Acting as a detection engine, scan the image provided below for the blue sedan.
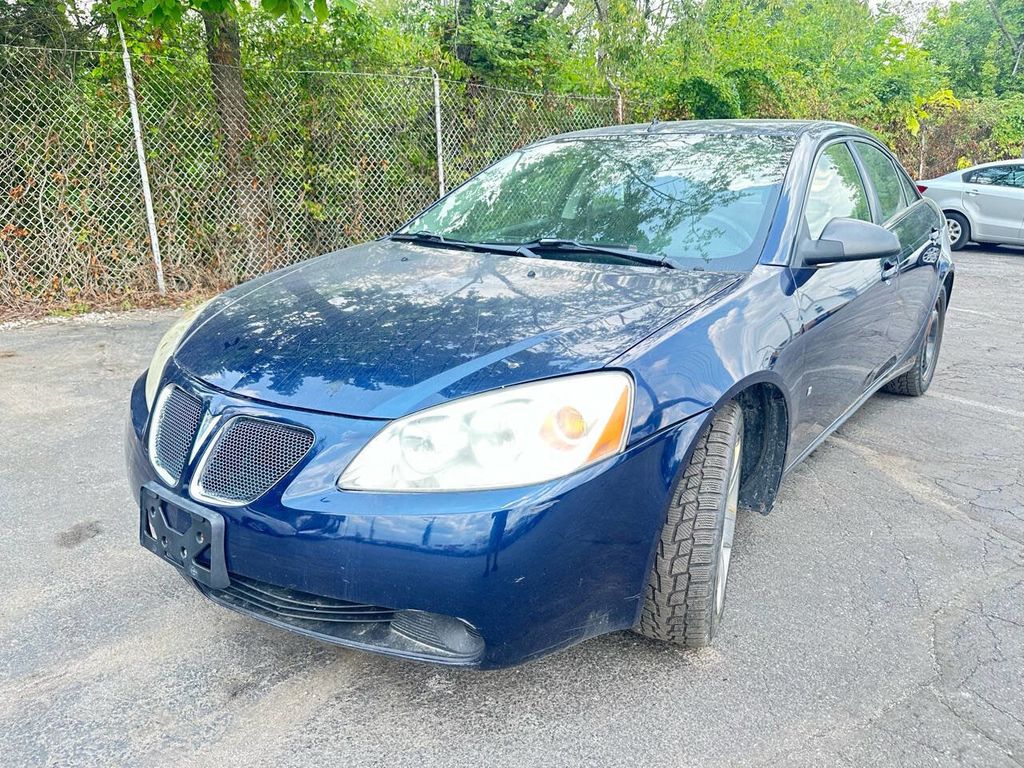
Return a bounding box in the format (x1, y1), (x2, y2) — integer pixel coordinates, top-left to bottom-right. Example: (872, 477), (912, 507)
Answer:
(126, 120), (954, 668)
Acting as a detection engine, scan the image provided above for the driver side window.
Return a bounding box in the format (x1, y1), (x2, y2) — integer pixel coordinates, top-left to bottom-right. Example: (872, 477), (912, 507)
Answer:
(805, 144), (871, 239)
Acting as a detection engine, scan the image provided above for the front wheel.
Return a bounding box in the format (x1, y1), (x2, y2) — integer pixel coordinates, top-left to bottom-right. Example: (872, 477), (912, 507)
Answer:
(884, 288), (946, 397)
(636, 401), (744, 648)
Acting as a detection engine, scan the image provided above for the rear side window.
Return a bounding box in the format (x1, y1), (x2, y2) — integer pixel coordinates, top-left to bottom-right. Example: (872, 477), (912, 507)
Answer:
(1006, 168), (1024, 188)
(805, 144), (871, 239)
(897, 170), (920, 206)
(964, 165), (1024, 187)
(854, 142), (906, 221)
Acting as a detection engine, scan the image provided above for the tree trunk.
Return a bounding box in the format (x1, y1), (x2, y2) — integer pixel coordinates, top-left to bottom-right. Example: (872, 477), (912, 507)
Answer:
(918, 127), (926, 180)
(452, 0), (474, 67)
(547, 0), (569, 18)
(202, 10), (266, 280)
(1012, 40), (1024, 77)
(985, 0), (1024, 81)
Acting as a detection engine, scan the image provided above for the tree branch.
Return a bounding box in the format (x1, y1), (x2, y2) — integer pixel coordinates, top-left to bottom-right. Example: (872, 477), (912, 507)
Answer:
(985, 0), (1019, 51)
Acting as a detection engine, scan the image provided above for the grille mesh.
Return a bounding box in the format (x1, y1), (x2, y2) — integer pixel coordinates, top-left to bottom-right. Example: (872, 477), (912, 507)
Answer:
(197, 417), (314, 504)
(152, 387), (203, 483)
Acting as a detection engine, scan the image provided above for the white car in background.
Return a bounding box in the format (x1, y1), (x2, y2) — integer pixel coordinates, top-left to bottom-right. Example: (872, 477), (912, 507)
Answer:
(919, 160), (1024, 250)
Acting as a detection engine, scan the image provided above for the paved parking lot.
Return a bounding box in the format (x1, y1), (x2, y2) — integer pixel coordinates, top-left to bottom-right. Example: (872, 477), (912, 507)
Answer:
(1, 246), (1022, 768)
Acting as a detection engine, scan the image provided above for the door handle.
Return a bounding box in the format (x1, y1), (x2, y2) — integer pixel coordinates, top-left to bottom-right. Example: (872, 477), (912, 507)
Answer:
(965, 189), (980, 196)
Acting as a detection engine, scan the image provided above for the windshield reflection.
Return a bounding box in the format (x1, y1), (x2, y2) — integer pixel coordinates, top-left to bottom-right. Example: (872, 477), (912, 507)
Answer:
(403, 132), (795, 270)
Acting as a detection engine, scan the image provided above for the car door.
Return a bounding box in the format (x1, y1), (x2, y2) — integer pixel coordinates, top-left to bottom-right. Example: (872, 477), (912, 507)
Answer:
(852, 141), (942, 363)
(1009, 167), (1024, 243)
(789, 141), (898, 456)
(962, 164), (1024, 243)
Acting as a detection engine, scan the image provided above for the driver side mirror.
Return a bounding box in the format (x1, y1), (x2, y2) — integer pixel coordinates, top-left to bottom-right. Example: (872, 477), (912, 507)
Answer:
(799, 217), (901, 266)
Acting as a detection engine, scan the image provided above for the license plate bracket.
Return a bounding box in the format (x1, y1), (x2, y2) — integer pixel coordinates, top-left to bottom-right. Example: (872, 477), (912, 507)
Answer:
(139, 482), (229, 589)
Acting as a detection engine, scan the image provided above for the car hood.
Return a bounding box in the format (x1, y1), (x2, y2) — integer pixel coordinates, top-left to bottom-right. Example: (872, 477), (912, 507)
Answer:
(173, 241), (740, 419)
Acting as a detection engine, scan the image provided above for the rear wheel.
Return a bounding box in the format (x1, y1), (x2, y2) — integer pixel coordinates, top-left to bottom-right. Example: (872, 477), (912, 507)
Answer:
(636, 401), (744, 648)
(883, 288), (946, 397)
(945, 212), (969, 250)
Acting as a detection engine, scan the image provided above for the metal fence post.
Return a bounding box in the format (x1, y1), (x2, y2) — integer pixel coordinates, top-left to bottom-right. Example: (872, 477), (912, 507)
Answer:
(431, 69), (446, 198)
(118, 21), (166, 295)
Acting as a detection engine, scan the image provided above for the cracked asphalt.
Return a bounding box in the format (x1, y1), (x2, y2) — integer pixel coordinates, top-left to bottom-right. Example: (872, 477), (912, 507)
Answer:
(1, 246), (1022, 768)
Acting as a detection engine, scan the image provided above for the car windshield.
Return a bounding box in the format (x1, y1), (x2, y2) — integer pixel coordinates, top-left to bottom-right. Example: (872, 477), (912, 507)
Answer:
(400, 132), (796, 270)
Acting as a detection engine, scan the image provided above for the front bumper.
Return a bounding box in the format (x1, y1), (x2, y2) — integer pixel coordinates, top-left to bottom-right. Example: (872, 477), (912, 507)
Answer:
(127, 365), (710, 668)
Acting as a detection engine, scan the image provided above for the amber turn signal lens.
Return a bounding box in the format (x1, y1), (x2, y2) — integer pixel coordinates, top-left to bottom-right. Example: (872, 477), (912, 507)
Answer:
(586, 386), (630, 462)
(540, 405), (595, 450)
(555, 406), (587, 440)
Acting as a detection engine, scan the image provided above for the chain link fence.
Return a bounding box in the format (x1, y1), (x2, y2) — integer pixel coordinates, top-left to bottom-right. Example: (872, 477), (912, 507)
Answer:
(1, 46), (151, 307)
(0, 43), (620, 312)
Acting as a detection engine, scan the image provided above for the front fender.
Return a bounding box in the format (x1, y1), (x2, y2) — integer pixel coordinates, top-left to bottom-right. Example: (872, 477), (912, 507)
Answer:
(616, 265), (801, 444)
(615, 266), (800, 515)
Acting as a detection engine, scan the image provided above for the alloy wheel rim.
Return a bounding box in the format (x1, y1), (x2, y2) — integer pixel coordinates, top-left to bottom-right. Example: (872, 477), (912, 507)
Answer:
(946, 218), (961, 243)
(922, 308), (940, 380)
(715, 424), (743, 618)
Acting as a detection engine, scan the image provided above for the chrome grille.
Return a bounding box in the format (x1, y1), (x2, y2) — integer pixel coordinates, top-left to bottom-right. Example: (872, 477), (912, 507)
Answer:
(195, 417), (314, 504)
(150, 386), (203, 484)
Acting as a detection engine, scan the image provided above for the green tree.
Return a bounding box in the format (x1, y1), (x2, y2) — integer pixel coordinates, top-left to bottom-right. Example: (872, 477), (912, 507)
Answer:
(624, 0), (943, 135)
(425, 0), (573, 87)
(922, 0), (1024, 96)
(0, 0), (94, 47)
(105, 0), (353, 273)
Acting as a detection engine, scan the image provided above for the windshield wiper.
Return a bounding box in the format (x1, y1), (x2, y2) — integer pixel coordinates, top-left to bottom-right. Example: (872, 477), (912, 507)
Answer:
(390, 231), (470, 248)
(392, 232), (666, 267)
(390, 231), (539, 259)
(516, 238), (672, 269)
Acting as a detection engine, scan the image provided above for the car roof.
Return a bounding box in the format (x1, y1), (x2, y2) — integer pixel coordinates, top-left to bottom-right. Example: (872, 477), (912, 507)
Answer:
(956, 158), (1024, 172)
(535, 119), (877, 144)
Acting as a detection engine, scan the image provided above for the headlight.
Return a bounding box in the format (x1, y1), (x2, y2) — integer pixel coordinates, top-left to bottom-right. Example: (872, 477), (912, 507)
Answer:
(339, 371), (633, 492)
(144, 298), (214, 409)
